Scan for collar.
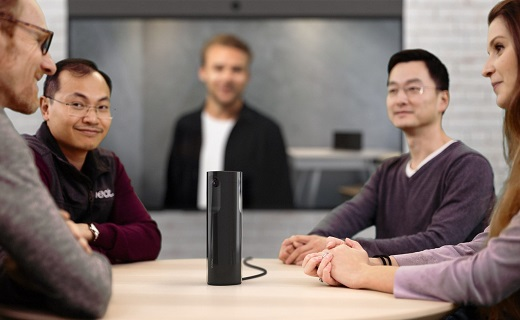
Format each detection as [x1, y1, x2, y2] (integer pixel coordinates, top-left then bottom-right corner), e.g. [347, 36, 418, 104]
[405, 140, 457, 177]
[200, 101, 254, 121]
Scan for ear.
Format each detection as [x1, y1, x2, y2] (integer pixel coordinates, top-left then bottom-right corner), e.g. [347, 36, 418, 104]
[198, 65, 206, 83]
[244, 67, 251, 83]
[438, 90, 450, 114]
[40, 96, 51, 121]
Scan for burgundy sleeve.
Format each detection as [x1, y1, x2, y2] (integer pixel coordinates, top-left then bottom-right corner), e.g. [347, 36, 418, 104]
[92, 155, 162, 263]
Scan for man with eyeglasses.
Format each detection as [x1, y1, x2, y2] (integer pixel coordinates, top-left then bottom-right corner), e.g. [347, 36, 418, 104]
[23, 58, 162, 264]
[279, 49, 496, 265]
[0, 1, 111, 318]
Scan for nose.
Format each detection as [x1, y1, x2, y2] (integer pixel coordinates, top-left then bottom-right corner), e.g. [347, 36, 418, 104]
[42, 52, 57, 75]
[394, 87, 409, 104]
[481, 56, 494, 78]
[82, 107, 100, 124]
[222, 69, 233, 81]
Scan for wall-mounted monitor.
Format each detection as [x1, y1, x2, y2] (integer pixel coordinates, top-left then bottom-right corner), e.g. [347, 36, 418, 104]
[68, 0, 402, 208]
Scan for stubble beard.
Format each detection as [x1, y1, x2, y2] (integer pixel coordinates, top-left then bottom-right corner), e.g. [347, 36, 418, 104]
[210, 90, 243, 113]
[0, 45, 39, 115]
[0, 79, 39, 115]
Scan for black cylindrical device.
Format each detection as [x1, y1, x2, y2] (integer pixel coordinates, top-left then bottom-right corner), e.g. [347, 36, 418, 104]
[207, 171, 242, 285]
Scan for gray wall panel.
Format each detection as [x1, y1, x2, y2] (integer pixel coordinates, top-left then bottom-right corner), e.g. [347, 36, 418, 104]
[69, 18, 401, 209]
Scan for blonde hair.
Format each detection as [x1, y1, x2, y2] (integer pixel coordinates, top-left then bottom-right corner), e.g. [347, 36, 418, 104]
[200, 33, 252, 66]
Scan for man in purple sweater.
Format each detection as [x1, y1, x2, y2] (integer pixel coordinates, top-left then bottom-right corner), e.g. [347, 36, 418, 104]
[24, 58, 162, 264]
[279, 49, 496, 265]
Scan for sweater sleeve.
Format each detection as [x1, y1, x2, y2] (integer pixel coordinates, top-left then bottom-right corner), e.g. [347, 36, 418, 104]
[356, 152, 495, 256]
[309, 165, 381, 238]
[394, 227, 488, 266]
[92, 155, 162, 263]
[0, 110, 111, 318]
[394, 213, 520, 305]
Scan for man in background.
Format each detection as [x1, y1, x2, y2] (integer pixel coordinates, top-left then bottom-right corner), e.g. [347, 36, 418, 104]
[0, 0, 111, 317]
[279, 49, 495, 265]
[24, 58, 162, 264]
[164, 33, 293, 210]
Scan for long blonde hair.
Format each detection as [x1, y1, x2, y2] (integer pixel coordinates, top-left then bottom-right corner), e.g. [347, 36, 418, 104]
[484, 1, 520, 318]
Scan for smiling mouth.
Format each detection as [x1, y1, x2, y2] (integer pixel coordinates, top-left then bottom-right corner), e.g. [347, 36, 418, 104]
[76, 128, 102, 136]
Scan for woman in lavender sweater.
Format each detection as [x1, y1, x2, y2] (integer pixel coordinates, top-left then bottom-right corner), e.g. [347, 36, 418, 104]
[303, 0, 520, 318]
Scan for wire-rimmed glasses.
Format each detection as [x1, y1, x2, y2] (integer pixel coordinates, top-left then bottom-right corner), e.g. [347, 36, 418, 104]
[387, 85, 438, 98]
[45, 97, 113, 120]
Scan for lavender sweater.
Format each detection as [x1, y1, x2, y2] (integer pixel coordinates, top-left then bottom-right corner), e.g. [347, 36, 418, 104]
[310, 141, 495, 256]
[394, 213, 520, 305]
[0, 109, 111, 317]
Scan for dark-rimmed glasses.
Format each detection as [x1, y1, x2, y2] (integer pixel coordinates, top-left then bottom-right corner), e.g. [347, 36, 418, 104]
[0, 13, 54, 55]
[45, 97, 113, 120]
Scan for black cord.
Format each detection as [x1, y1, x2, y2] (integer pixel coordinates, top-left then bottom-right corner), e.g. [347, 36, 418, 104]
[241, 256, 267, 280]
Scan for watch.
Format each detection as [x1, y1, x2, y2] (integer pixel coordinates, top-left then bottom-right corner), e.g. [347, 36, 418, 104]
[89, 223, 100, 242]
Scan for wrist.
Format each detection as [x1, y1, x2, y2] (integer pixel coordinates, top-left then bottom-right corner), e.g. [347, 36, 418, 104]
[368, 257, 382, 266]
[373, 255, 392, 266]
[360, 265, 397, 293]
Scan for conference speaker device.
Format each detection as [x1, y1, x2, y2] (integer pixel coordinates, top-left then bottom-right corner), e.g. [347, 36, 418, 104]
[207, 171, 242, 285]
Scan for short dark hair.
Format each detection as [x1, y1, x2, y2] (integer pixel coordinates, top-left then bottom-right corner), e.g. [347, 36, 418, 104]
[387, 49, 449, 91]
[200, 33, 252, 66]
[43, 58, 112, 98]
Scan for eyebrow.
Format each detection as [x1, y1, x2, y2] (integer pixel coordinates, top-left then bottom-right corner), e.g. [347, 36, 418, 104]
[69, 92, 110, 103]
[490, 35, 506, 43]
[387, 78, 423, 86]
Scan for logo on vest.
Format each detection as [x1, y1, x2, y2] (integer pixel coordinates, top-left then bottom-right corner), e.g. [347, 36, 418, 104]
[96, 188, 115, 199]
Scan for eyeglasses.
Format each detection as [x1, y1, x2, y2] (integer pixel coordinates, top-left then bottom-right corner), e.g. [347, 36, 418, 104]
[387, 85, 438, 98]
[0, 13, 54, 55]
[46, 97, 113, 120]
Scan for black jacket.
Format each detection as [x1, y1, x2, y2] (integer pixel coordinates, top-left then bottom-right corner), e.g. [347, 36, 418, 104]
[164, 103, 293, 209]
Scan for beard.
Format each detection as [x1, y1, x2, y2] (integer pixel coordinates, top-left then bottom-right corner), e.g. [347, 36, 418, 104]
[0, 54, 39, 115]
[0, 78, 39, 115]
[209, 88, 243, 111]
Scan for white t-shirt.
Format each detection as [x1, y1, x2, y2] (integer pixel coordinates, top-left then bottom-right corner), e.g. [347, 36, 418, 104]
[406, 140, 456, 177]
[197, 111, 236, 210]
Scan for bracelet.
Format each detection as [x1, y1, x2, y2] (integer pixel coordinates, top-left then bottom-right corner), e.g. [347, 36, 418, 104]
[373, 255, 392, 266]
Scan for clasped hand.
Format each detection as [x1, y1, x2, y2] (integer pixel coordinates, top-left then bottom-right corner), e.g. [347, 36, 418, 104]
[302, 236, 371, 289]
[278, 234, 328, 265]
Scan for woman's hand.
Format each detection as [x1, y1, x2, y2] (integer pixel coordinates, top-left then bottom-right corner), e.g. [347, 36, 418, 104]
[302, 251, 341, 286]
[326, 239, 370, 289]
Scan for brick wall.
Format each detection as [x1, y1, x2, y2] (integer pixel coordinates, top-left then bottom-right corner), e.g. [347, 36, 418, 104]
[405, 0, 507, 193]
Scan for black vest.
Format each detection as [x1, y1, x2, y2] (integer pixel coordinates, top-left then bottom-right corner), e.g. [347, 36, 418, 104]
[23, 123, 116, 223]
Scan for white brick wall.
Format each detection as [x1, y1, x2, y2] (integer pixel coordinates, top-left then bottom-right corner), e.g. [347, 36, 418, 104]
[405, 0, 507, 193]
[10, 0, 508, 193]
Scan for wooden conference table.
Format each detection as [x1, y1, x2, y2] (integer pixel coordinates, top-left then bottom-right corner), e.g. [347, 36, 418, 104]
[105, 259, 454, 319]
[0, 259, 453, 319]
